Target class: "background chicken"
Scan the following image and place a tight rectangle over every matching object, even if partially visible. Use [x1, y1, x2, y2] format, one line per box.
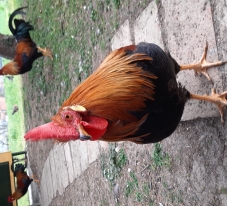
[8, 163, 38, 202]
[0, 7, 52, 76]
[25, 42, 227, 144]
[12, 105, 19, 115]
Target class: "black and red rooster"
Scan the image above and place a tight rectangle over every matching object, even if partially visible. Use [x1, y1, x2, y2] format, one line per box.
[0, 7, 52, 76]
[24, 42, 227, 144]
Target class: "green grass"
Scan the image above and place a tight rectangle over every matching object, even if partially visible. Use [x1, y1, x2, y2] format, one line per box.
[1, 1, 28, 206]
[23, 0, 121, 93]
[0, 0, 24, 34]
[3, 75, 28, 206]
[0, 0, 147, 205]
[3, 72, 25, 152]
[100, 143, 127, 184]
[124, 171, 151, 203]
[112, 0, 121, 9]
[19, 0, 127, 128]
[1, 0, 25, 152]
[125, 171, 139, 197]
[152, 143, 171, 169]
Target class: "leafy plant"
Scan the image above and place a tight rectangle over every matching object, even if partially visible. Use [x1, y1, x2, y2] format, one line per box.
[125, 171, 138, 197]
[100, 143, 127, 184]
[152, 143, 171, 169]
[112, 0, 120, 9]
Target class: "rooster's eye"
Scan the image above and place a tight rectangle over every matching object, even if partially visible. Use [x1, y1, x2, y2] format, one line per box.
[65, 114, 72, 120]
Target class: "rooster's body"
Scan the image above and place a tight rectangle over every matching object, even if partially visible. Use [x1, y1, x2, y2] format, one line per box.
[0, 7, 52, 76]
[25, 42, 227, 144]
[8, 163, 33, 202]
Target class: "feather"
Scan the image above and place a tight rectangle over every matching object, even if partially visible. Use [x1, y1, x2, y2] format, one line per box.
[59, 48, 157, 122]
[0, 61, 20, 75]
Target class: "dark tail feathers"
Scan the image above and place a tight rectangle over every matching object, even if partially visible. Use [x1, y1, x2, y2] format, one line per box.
[13, 163, 26, 176]
[8, 7, 34, 40]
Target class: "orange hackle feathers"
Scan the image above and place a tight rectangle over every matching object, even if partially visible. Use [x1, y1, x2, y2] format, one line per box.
[52, 48, 157, 142]
[60, 48, 156, 120]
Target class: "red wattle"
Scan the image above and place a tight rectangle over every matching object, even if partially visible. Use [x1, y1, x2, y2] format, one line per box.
[81, 116, 108, 140]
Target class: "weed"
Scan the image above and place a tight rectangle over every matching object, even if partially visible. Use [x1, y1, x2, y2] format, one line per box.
[163, 182, 184, 204]
[149, 201, 155, 206]
[220, 188, 227, 194]
[100, 39, 106, 51]
[116, 147, 127, 168]
[142, 183, 150, 196]
[125, 181, 135, 197]
[155, 0, 160, 5]
[90, 9, 99, 21]
[125, 171, 138, 197]
[3, 74, 25, 150]
[129, 171, 139, 188]
[68, 199, 73, 206]
[105, 0, 111, 5]
[152, 143, 171, 169]
[100, 199, 109, 206]
[100, 143, 127, 184]
[135, 191, 144, 202]
[169, 191, 183, 204]
[112, 0, 120, 9]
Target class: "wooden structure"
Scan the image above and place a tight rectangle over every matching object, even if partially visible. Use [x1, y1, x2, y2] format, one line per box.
[0, 151, 27, 206]
[0, 151, 16, 206]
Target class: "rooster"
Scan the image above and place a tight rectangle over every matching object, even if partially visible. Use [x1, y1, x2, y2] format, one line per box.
[25, 42, 227, 144]
[8, 163, 38, 202]
[0, 7, 52, 76]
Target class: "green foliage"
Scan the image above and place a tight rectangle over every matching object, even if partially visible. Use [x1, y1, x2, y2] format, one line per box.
[142, 183, 150, 196]
[152, 143, 171, 169]
[125, 180, 134, 197]
[155, 0, 160, 5]
[100, 143, 127, 184]
[220, 188, 227, 194]
[90, 9, 99, 21]
[1, 1, 29, 205]
[112, 0, 120, 9]
[124, 174, 155, 203]
[20, 0, 122, 126]
[3, 63, 25, 152]
[105, 0, 111, 5]
[125, 171, 139, 197]
[135, 191, 143, 202]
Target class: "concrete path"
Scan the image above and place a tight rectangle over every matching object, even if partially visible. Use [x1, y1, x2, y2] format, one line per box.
[32, 1, 227, 205]
[111, 1, 227, 121]
[36, 141, 107, 206]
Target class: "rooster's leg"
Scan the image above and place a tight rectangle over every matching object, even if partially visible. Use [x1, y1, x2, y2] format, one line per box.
[190, 89, 227, 122]
[31, 175, 39, 184]
[37, 46, 53, 60]
[180, 42, 226, 81]
[33, 179, 39, 184]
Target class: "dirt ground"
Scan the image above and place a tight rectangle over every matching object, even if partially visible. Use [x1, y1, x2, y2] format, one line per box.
[23, 0, 227, 205]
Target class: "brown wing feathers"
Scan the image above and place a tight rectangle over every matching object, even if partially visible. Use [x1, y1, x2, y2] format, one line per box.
[60, 48, 157, 122]
[53, 47, 156, 142]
